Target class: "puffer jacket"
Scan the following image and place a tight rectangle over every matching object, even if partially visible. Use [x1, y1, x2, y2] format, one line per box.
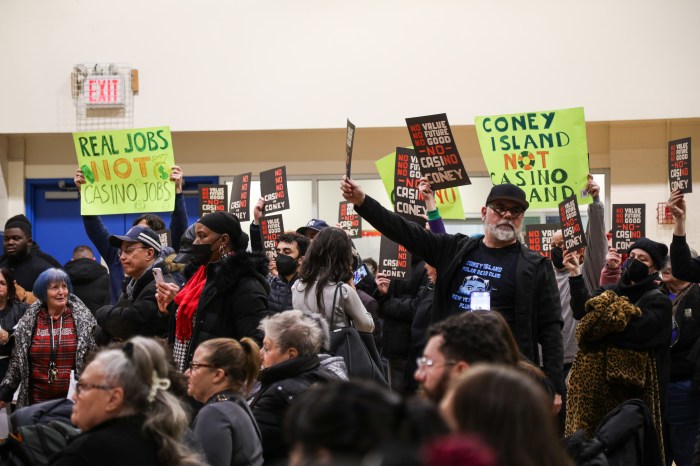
[249, 356, 340, 466]
[171, 252, 270, 372]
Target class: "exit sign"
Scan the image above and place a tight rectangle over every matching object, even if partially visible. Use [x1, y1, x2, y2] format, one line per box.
[84, 75, 125, 108]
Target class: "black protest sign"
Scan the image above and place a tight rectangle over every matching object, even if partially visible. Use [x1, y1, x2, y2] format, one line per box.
[155, 229, 171, 249]
[260, 214, 285, 261]
[378, 236, 411, 281]
[346, 119, 356, 178]
[405, 113, 470, 190]
[338, 201, 362, 239]
[393, 147, 427, 223]
[199, 185, 228, 217]
[260, 166, 290, 213]
[669, 137, 692, 193]
[611, 204, 645, 251]
[228, 172, 252, 221]
[558, 195, 587, 252]
[525, 224, 559, 258]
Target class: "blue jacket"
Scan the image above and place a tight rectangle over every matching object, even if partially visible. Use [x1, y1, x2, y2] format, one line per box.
[81, 192, 188, 304]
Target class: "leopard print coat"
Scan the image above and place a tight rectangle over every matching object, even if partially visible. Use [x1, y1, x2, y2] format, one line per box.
[565, 290, 664, 461]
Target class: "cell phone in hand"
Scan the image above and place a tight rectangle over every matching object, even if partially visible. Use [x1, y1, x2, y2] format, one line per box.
[152, 267, 164, 284]
[353, 264, 369, 286]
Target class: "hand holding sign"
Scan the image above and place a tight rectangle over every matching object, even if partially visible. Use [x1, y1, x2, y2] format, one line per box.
[171, 166, 184, 194]
[606, 248, 622, 269]
[585, 174, 600, 199]
[341, 177, 366, 207]
[253, 197, 265, 225]
[668, 189, 687, 236]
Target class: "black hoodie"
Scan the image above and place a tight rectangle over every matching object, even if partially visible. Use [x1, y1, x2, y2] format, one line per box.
[63, 258, 111, 314]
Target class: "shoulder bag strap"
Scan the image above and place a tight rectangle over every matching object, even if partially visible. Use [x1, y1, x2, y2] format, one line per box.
[329, 283, 349, 328]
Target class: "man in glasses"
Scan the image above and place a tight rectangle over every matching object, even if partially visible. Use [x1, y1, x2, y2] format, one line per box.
[341, 177, 563, 405]
[415, 312, 517, 403]
[95, 226, 174, 343]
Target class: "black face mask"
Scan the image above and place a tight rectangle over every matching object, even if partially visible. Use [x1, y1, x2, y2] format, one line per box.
[551, 246, 565, 269]
[275, 254, 298, 277]
[622, 258, 649, 283]
[190, 242, 216, 266]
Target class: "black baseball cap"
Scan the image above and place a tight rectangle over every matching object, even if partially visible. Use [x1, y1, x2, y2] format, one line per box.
[485, 184, 529, 210]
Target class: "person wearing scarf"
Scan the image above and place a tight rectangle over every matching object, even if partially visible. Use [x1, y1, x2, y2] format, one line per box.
[157, 212, 270, 373]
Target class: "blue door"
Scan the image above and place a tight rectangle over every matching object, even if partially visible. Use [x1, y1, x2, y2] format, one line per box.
[25, 177, 217, 265]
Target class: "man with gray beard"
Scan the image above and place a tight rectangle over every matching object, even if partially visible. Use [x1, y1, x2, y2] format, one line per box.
[341, 178, 563, 407]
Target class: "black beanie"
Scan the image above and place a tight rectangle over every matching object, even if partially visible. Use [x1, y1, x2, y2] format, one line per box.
[5, 214, 32, 237]
[628, 238, 668, 269]
[198, 212, 248, 252]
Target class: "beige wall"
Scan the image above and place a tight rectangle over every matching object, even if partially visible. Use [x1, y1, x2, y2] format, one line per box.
[2, 1, 700, 132]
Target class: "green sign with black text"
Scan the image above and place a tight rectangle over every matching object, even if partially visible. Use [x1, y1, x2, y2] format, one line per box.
[475, 107, 590, 209]
[73, 126, 176, 215]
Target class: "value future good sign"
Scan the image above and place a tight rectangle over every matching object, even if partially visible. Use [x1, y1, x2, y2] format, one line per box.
[405, 113, 470, 190]
[669, 137, 692, 193]
[611, 204, 645, 251]
[525, 224, 559, 258]
[558, 195, 587, 253]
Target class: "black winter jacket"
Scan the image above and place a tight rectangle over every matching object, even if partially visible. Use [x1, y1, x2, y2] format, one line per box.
[249, 356, 338, 466]
[355, 195, 564, 392]
[376, 257, 427, 359]
[95, 259, 174, 342]
[171, 252, 270, 370]
[267, 274, 294, 314]
[0, 301, 26, 359]
[64, 258, 111, 314]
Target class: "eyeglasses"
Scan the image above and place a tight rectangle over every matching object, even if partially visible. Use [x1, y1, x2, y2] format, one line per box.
[188, 362, 214, 371]
[75, 382, 113, 395]
[488, 204, 525, 219]
[119, 245, 146, 256]
[416, 357, 457, 370]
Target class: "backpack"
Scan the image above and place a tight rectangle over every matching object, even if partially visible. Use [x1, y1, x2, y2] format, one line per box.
[0, 421, 81, 466]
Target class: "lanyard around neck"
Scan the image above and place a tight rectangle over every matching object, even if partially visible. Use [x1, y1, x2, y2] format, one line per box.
[48, 313, 64, 364]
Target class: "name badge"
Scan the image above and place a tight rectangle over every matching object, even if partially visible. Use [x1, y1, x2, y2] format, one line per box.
[470, 291, 491, 311]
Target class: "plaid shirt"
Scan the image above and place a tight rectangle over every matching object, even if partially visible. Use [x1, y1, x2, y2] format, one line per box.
[29, 308, 77, 404]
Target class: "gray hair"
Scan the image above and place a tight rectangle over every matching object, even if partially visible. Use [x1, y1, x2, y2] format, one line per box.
[259, 310, 330, 356]
[92, 337, 203, 466]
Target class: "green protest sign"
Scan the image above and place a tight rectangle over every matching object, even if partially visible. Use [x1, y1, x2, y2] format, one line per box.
[475, 107, 590, 209]
[375, 150, 465, 220]
[73, 127, 176, 215]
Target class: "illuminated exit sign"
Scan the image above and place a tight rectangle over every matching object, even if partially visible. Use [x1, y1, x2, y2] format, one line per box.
[84, 75, 125, 108]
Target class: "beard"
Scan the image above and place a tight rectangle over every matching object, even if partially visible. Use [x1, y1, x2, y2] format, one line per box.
[484, 220, 519, 243]
[419, 371, 451, 404]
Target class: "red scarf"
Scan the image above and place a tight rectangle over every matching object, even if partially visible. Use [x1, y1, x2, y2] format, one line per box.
[174, 265, 207, 342]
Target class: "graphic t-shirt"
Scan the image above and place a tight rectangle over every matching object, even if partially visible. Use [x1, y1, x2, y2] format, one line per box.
[449, 240, 519, 325]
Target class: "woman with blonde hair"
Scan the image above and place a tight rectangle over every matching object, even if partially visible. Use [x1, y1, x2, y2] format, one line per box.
[186, 337, 263, 466]
[50, 336, 203, 466]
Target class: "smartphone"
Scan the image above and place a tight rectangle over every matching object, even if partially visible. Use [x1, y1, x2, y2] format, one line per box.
[152, 267, 165, 284]
[353, 264, 369, 285]
[470, 291, 491, 311]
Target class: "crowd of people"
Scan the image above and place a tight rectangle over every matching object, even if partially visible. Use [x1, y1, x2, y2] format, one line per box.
[0, 165, 696, 466]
